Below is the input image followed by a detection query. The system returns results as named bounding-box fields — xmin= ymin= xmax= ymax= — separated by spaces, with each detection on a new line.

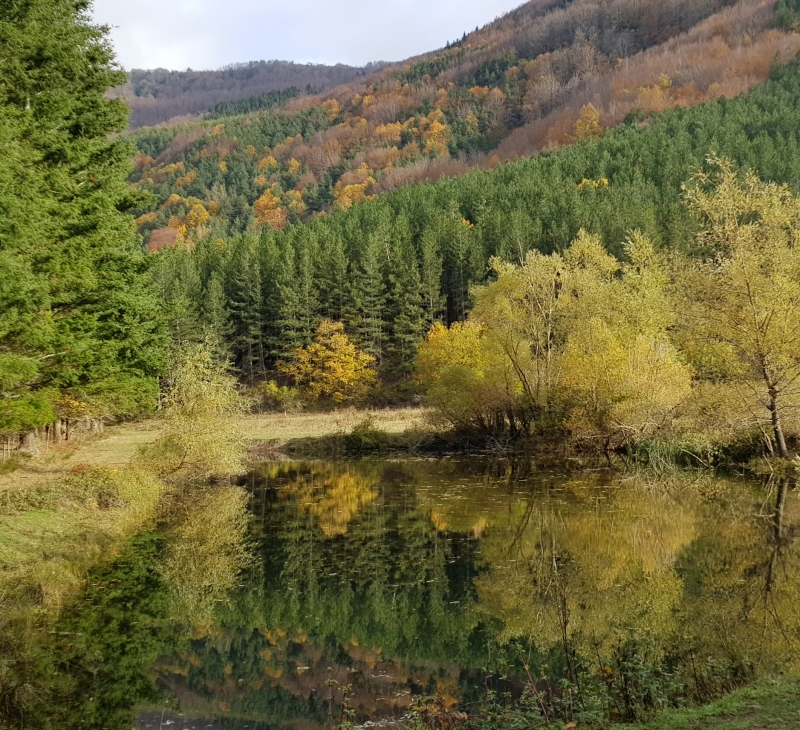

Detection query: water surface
xmin=32 ymin=459 xmax=800 ymax=729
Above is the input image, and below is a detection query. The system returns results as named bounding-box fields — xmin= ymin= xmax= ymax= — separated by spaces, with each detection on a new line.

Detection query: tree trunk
xmin=768 ymin=386 xmax=789 ymax=459
xmin=19 ymin=430 xmax=39 ymax=455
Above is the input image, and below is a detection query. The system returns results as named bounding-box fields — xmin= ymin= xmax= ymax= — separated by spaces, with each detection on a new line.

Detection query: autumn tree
xmin=416 ymin=321 xmax=524 ymax=436
xmin=572 ymin=103 xmax=604 ymax=141
xmin=685 ymin=158 xmax=800 ymax=458
xmin=419 ymin=230 xmax=691 ymax=446
xmin=279 ymin=320 xmax=377 ymax=403
xmin=142 ymin=342 xmax=249 ymax=479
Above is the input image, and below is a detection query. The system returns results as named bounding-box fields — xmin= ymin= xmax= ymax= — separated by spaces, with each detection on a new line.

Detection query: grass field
xmin=0 ymin=408 xmax=428 ymax=493
xmin=243 ymin=406 xmax=429 ymax=442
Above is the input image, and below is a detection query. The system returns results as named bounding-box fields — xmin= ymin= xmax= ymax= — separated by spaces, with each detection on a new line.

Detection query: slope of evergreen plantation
xmin=155 ymin=55 xmax=800 ymax=384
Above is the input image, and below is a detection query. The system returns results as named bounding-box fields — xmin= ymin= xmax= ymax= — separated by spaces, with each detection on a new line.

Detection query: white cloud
xmin=92 ymin=0 xmax=525 ymax=70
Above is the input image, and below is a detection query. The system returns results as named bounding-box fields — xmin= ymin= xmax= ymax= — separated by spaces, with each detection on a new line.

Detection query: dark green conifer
xmin=0 ymin=0 xmax=166 ymax=431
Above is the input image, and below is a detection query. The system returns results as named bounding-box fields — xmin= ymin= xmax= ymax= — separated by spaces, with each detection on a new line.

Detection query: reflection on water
xmin=27 ymin=460 xmax=800 ymax=729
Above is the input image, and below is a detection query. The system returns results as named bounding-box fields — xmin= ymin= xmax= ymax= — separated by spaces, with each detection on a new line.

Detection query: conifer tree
xmin=317 ymin=232 xmax=349 ymax=322
xmin=228 ymin=236 xmax=266 ymax=380
xmin=419 ymin=230 xmax=446 ymax=327
xmin=202 ymin=272 xmax=233 ymax=353
xmin=272 ymin=235 xmax=318 ymax=361
xmin=386 ymin=220 xmax=428 ymax=377
xmin=0 ymin=0 xmax=167 ymax=431
xmin=349 ymin=226 xmax=388 ymax=364
xmin=151 ymin=249 xmax=203 ymax=348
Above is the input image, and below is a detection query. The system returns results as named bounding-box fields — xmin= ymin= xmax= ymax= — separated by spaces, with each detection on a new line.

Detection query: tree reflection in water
xmin=24 ymin=460 xmax=800 ymax=730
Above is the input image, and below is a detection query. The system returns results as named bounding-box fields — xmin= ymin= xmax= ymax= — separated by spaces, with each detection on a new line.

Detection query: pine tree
xmin=440 ymin=206 xmax=484 ymax=323
xmin=349 ymin=225 xmax=387 ymax=365
xmin=317 ymin=232 xmax=349 ymax=322
xmin=386 ymin=219 xmax=428 ymax=377
xmin=273 ymin=237 xmax=317 ymax=361
xmin=419 ymin=230 xmax=446 ymax=328
xmin=202 ymin=272 xmax=233 ymax=354
xmin=151 ymin=249 xmax=203 ymax=348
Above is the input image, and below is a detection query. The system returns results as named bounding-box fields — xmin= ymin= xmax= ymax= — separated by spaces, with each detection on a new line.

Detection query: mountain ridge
xmin=113 ymin=59 xmax=389 ymax=128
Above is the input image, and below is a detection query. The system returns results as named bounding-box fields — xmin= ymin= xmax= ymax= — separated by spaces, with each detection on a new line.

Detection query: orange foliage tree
xmin=254 ymin=189 xmax=288 ymax=230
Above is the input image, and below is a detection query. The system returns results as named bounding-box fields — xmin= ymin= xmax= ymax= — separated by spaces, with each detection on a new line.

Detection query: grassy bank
xmin=629 ymin=676 xmax=800 ymax=729
xmin=0 ymin=408 xmax=428 ymax=597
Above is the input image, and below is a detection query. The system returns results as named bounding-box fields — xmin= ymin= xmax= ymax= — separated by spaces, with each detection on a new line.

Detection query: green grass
xmin=631 ymin=677 xmax=800 ymax=729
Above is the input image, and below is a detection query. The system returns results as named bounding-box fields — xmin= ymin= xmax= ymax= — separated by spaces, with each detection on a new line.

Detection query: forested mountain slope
xmin=127 ymin=0 xmax=800 ymax=247
xmin=112 ymin=61 xmax=384 ymax=128
xmin=150 ymin=56 xmax=800 ymax=385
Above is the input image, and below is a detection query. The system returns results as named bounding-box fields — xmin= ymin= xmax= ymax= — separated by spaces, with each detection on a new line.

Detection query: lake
xmin=30 ymin=459 xmax=800 ymax=729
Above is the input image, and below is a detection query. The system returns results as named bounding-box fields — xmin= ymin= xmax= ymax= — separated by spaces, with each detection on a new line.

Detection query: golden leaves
xmin=279 ymin=321 xmax=377 ymax=404
xmin=572 ymin=103 xmax=604 ymax=141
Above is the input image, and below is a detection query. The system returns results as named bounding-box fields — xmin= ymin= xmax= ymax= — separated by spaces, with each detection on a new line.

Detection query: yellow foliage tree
xmin=421 ymin=230 xmax=690 ymax=446
xmin=254 ymin=188 xmax=288 ymax=230
xmin=258 ymin=155 xmax=279 ymax=171
xmin=416 ymin=321 xmax=526 ymax=435
xmin=185 ymin=202 xmax=209 ymax=230
xmin=143 ymin=343 xmax=249 ymax=480
xmin=573 ymin=103 xmax=604 ymax=141
xmin=322 ymin=98 xmax=341 ymax=121
xmin=279 ymin=320 xmax=377 ymax=403
xmin=685 ymin=157 xmax=800 ymax=458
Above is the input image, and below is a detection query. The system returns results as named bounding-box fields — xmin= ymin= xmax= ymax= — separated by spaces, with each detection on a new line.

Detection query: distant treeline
xmin=151 ymin=57 xmax=800 ymax=385
xmin=208 ymin=86 xmax=320 ymax=118
xmin=114 ymin=61 xmax=385 ymax=128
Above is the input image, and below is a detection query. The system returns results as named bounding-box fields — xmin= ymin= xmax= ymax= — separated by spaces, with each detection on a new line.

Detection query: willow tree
xmin=419 ymin=230 xmax=691 ymax=447
xmin=0 ymin=0 xmax=165 ymax=436
xmin=686 ymin=158 xmax=800 ymax=458
xmin=143 ymin=343 xmax=248 ymax=479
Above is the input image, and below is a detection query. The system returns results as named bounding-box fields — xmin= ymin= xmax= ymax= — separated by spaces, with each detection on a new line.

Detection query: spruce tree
xmin=316 ymin=232 xmax=349 ymax=322
xmin=348 ymin=226 xmax=387 ymax=365
xmin=386 ymin=221 xmax=428 ymax=377
xmin=419 ymin=230 xmax=446 ymax=328
xmin=0 ymin=0 xmax=166 ymax=431
xmin=202 ymin=272 xmax=233 ymax=353
xmin=151 ymin=248 xmax=203 ymax=348
xmin=228 ymin=235 xmax=266 ymax=381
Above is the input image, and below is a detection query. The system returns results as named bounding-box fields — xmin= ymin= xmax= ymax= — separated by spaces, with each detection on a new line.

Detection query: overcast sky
xmin=91 ymin=0 xmax=525 ymax=71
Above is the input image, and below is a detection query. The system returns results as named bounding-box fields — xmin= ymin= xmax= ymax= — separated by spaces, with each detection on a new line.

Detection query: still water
xmin=35 ymin=459 xmax=800 ymax=729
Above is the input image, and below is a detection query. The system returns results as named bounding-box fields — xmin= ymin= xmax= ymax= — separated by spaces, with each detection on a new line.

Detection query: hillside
xmin=146 ymin=56 xmax=800 ymax=383
xmin=112 ymin=60 xmax=385 ymax=128
xmin=127 ymin=0 xmax=800 ymax=247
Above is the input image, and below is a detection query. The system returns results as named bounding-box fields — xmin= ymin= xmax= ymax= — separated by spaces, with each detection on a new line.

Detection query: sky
xmin=91 ymin=0 xmax=525 ymax=71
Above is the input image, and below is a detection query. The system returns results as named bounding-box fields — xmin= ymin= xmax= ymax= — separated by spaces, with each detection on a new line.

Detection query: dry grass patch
xmin=0 ymin=420 xmax=162 ymax=494
xmin=243 ymin=407 xmax=429 ymax=442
